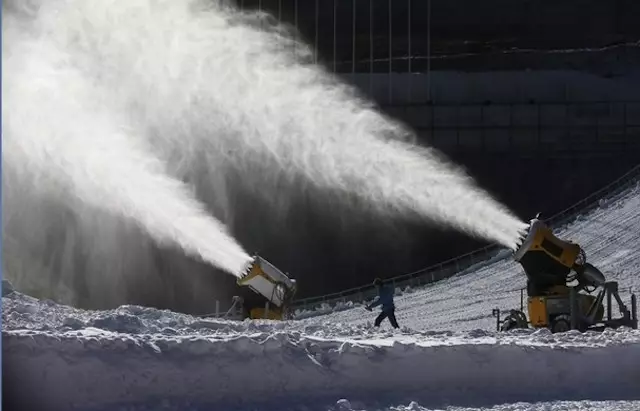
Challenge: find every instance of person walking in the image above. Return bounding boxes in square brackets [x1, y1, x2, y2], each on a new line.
[365, 278, 399, 329]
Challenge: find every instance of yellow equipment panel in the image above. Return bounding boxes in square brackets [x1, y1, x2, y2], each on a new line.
[249, 307, 284, 320]
[528, 297, 548, 327]
[530, 225, 581, 268]
[237, 256, 297, 308]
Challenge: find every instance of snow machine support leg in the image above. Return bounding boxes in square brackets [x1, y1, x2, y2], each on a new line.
[597, 281, 636, 329]
[492, 309, 501, 331]
[632, 294, 638, 329]
[568, 281, 637, 331]
[570, 287, 579, 330]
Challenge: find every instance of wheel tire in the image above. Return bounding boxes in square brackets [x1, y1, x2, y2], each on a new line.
[550, 317, 571, 333]
[500, 310, 528, 332]
[501, 319, 517, 332]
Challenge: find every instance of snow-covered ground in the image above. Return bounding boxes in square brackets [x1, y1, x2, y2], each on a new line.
[4, 291, 640, 411]
[300, 180, 640, 332]
[3, 179, 640, 410]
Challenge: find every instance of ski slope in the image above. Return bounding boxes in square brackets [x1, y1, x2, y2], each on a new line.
[3, 178, 640, 411]
[298, 180, 640, 332]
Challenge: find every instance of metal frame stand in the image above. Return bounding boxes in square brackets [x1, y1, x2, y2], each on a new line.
[493, 282, 637, 333]
[568, 281, 636, 331]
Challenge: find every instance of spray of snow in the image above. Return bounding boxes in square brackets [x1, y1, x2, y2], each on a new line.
[2, 20, 253, 279]
[2, 0, 527, 306]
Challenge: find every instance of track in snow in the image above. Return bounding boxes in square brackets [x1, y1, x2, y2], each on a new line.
[3, 179, 640, 410]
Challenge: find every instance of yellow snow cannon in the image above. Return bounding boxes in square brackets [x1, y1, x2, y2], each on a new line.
[493, 214, 637, 333]
[237, 255, 298, 320]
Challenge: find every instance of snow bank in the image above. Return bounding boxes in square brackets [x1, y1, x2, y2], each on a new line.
[4, 291, 640, 411]
[359, 400, 640, 411]
[5, 327, 640, 410]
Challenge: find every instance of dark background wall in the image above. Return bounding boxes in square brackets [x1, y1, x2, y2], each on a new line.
[237, 0, 640, 73]
[208, 0, 640, 305]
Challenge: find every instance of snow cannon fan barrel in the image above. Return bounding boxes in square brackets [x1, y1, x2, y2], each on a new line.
[577, 263, 606, 288]
[237, 255, 297, 308]
[513, 216, 586, 288]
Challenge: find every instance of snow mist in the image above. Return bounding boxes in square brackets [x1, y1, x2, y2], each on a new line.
[2, 0, 527, 308]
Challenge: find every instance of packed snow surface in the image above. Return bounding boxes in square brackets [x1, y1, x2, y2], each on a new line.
[4, 181, 640, 410]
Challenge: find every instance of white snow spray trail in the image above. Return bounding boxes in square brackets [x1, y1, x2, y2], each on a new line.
[2, 0, 527, 308]
[2, 18, 253, 279]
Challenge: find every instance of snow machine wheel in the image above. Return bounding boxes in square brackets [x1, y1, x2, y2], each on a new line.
[500, 310, 528, 332]
[550, 316, 571, 334]
[501, 319, 518, 332]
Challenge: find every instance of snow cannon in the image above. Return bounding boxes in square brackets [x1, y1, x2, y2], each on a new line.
[513, 214, 587, 288]
[237, 255, 297, 320]
[495, 214, 638, 333]
[513, 215, 607, 293]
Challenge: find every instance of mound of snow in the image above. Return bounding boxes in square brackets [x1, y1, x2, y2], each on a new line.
[4, 291, 640, 410]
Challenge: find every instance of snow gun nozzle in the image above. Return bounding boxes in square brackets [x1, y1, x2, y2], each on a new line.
[239, 254, 260, 279]
[236, 255, 297, 307]
[514, 226, 530, 251]
[513, 214, 545, 261]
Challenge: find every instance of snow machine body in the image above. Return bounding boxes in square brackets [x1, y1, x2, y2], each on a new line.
[494, 216, 637, 333]
[236, 255, 297, 320]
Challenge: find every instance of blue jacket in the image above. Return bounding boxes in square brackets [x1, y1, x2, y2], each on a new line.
[369, 285, 395, 312]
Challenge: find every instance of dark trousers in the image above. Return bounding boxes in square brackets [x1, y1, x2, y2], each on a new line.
[374, 308, 399, 328]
